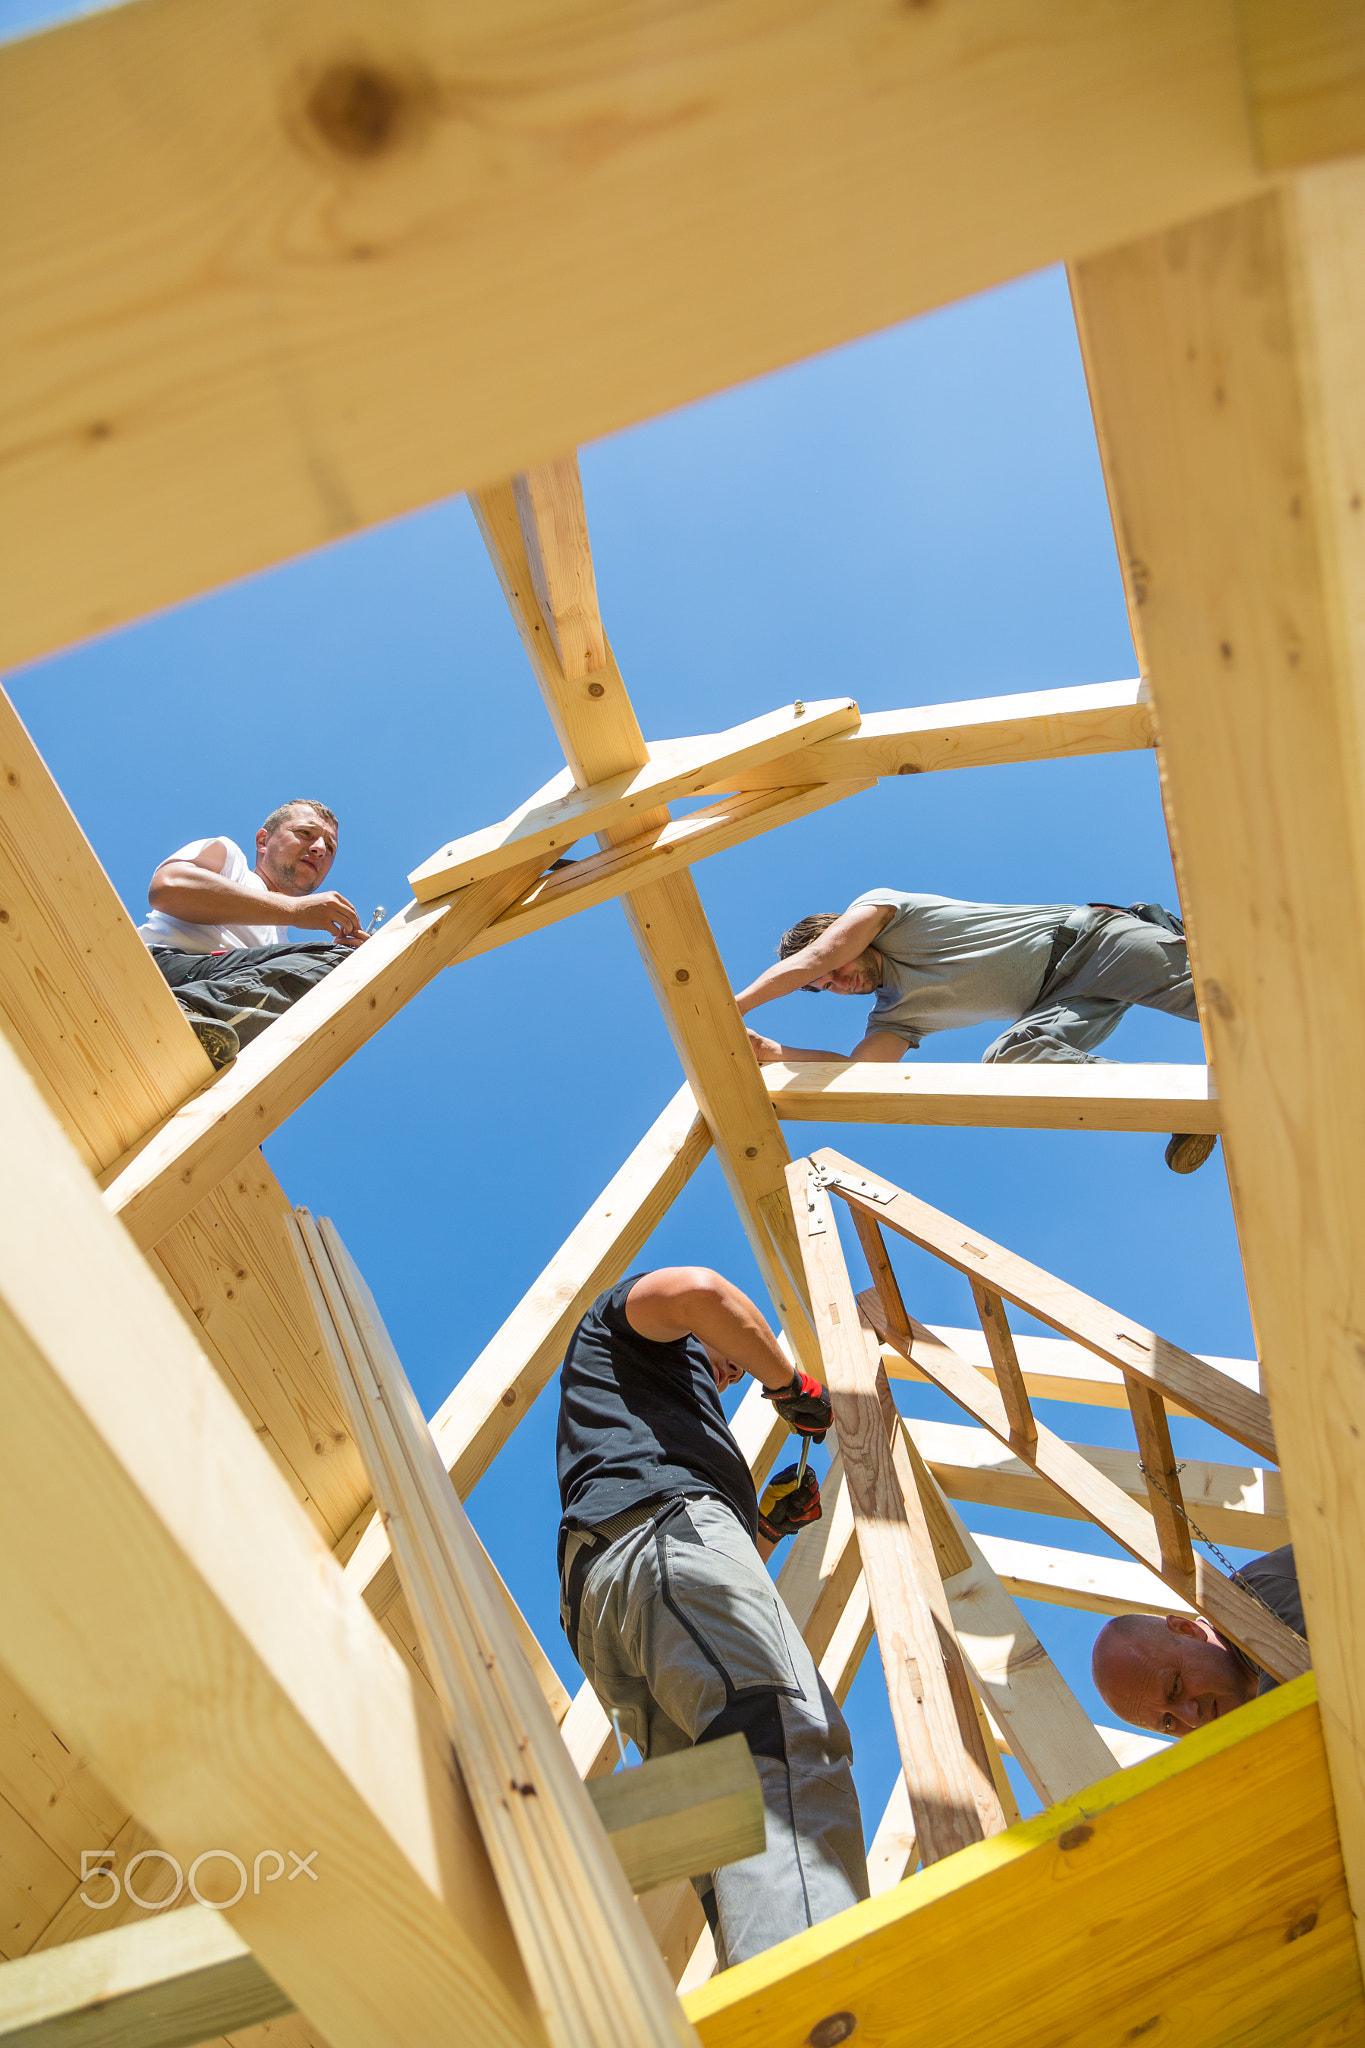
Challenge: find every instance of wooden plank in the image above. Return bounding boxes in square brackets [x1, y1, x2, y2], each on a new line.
[865, 1774, 917, 1898]
[583, 1737, 764, 1896]
[1235, 0, 1365, 169]
[0, 1803, 74, 1962]
[474, 471, 824, 1377]
[888, 1322, 1262, 1417]
[907, 1415, 1288, 1553]
[696, 679, 1154, 788]
[0, 1, 1278, 667]
[0, 685, 209, 1173]
[408, 697, 859, 901]
[102, 857, 547, 1253]
[767, 1060, 1219, 1132]
[342, 1082, 709, 1606]
[1071, 159, 1365, 1966]
[968, 1283, 1035, 1447]
[860, 1292, 1307, 1683]
[293, 1213, 697, 2048]
[685, 1678, 1360, 2048]
[1124, 1379, 1196, 1577]
[787, 1160, 1000, 1862]
[29, 1820, 184, 1958]
[0, 1031, 544, 2048]
[816, 1148, 1275, 1459]
[0, 1907, 291, 2048]
[910, 1444, 1118, 1806]
[512, 455, 608, 683]
[971, 1532, 1192, 1620]
[0, 1671, 125, 1883]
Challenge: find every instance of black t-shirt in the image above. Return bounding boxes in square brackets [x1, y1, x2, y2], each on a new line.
[1240, 1545, 1306, 1694]
[556, 1276, 759, 1558]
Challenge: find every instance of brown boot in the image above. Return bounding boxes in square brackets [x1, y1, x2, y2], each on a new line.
[1165, 1132, 1216, 1174]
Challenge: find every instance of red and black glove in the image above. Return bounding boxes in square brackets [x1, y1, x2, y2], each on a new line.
[762, 1367, 832, 1442]
[758, 1464, 822, 1544]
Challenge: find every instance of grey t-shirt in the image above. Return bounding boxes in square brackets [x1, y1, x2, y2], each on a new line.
[849, 889, 1074, 1047]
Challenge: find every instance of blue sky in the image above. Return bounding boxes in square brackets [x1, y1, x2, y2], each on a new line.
[9, 123, 1255, 1832]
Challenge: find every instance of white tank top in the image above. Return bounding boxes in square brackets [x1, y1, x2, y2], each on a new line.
[137, 837, 278, 954]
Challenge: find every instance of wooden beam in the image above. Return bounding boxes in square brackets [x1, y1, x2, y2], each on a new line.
[968, 1283, 1036, 1448]
[860, 1292, 1307, 1683]
[408, 697, 859, 901]
[583, 1737, 764, 1897]
[788, 1160, 1002, 1861]
[696, 679, 1154, 789]
[888, 1322, 1262, 1417]
[342, 1082, 709, 1615]
[0, 1030, 543, 2048]
[1070, 162, 1365, 1960]
[971, 1532, 1192, 1619]
[766, 1060, 1219, 1132]
[293, 1213, 698, 2048]
[908, 1416, 1288, 1553]
[0, 2, 1282, 667]
[0, 684, 210, 1174]
[685, 1678, 1356, 2048]
[512, 455, 608, 682]
[816, 1148, 1275, 1459]
[1234, 0, 1365, 169]
[473, 472, 824, 1377]
[0, 1907, 291, 2048]
[101, 856, 547, 1252]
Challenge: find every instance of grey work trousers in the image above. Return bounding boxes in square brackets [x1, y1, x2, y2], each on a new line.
[560, 1494, 868, 1968]
[151, 941, 351, 1050]
[982, 912, 1198, 1064]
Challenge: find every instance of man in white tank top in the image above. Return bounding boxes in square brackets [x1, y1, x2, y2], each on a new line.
[139, 799, 366, 1069]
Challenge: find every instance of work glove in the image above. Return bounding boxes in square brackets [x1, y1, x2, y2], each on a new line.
[758, 1465, 823, 1544]
[762, 1367, 832, 1442]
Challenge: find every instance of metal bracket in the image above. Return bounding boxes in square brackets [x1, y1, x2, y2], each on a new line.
[804, 1162, 829, 1235]
[822, 1168, 896, 1208]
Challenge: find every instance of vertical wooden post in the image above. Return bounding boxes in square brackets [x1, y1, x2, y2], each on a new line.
[785, 1160, 1002, 1862]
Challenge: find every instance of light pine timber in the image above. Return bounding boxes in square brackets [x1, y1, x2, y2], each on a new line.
[1071, 161, 1365, 1966]
[695, 678, 1154, 788]
[1234, 0, 1365, 169]
[891, 1322, 1262, 1417]
[971, 1532, 1193, 1621]
[787, 1160, 1001, 1862]
[512, 455, 608, 682]
[907, 1415, 1288, 1554]
[0, 0, 1292, 668]
[0, 685, 210, 1173]
[101, 856, 547, 1252]
[342, 1082, 710, 1613]
[859, 1292, 1307, 1683]
[766, 1059, 1219, 1132]
[294, 1214, 697, 2048]
[968, 1282, 1035, 1446]
[0, 1031, 543, 2048]
[473, 472, 824, 1377]
[815, 1148, 1276, 1459]
[583, 1737, 763, 1896]
[684, 1679, 1359, 2048]
[0, 1907, 292, 2048]
[409, 696, 860, 900]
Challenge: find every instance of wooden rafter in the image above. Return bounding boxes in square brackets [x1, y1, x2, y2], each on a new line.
[766, 1060, 1219, 1133]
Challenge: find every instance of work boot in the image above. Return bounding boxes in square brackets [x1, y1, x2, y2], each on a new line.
[1165, 1132, 1216, 1175]
[174, 998, 239, 1071]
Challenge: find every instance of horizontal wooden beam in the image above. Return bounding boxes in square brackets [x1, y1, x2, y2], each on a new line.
[885, 1322, 1261, 1416]
[584, 1737, 764, 1896]
[685, 1679, 1357, 2048]
[1, 3, 1282, 667]
[0, 1906, 290, 2048]
[409, 697, 859, 900]
[910, 1415, 1287, 1553]
[697, 679, 1153, 789]
[0, 1033, 542, 2047]
[767, 1061, 1218, 1132]
[971, 1531, 1193, 1619]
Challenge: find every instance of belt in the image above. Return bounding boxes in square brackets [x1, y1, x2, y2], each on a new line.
[1036, 903, 1127, 1004]
[560, 1494, 692, 1642]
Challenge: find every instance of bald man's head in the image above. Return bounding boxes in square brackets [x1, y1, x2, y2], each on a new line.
[1092, 1612, 1259, 1735]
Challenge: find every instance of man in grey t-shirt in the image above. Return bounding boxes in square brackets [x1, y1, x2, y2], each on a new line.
[733, 888, 1213, 1171]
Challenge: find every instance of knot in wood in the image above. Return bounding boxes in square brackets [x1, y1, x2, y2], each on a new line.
[303, 59, 425, 160]
[1057, 1823, 1094, 1851]
[807, 2016, 857, 2047]
[588, 681, 606, 698]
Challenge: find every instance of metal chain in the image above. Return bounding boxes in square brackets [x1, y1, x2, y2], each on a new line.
[1137, 1459, 1306, 1641]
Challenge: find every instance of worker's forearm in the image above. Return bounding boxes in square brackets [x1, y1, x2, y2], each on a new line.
[150, 870, 296, 927]
[758, 1042, 848, 1064]
[734, 961, 808, 1014]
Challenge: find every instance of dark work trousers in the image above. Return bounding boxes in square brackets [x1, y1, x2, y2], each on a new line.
[560, 1494, 868, 1968]
[150, 942, 351, 1049]
[982, 913, 1199, 1064]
